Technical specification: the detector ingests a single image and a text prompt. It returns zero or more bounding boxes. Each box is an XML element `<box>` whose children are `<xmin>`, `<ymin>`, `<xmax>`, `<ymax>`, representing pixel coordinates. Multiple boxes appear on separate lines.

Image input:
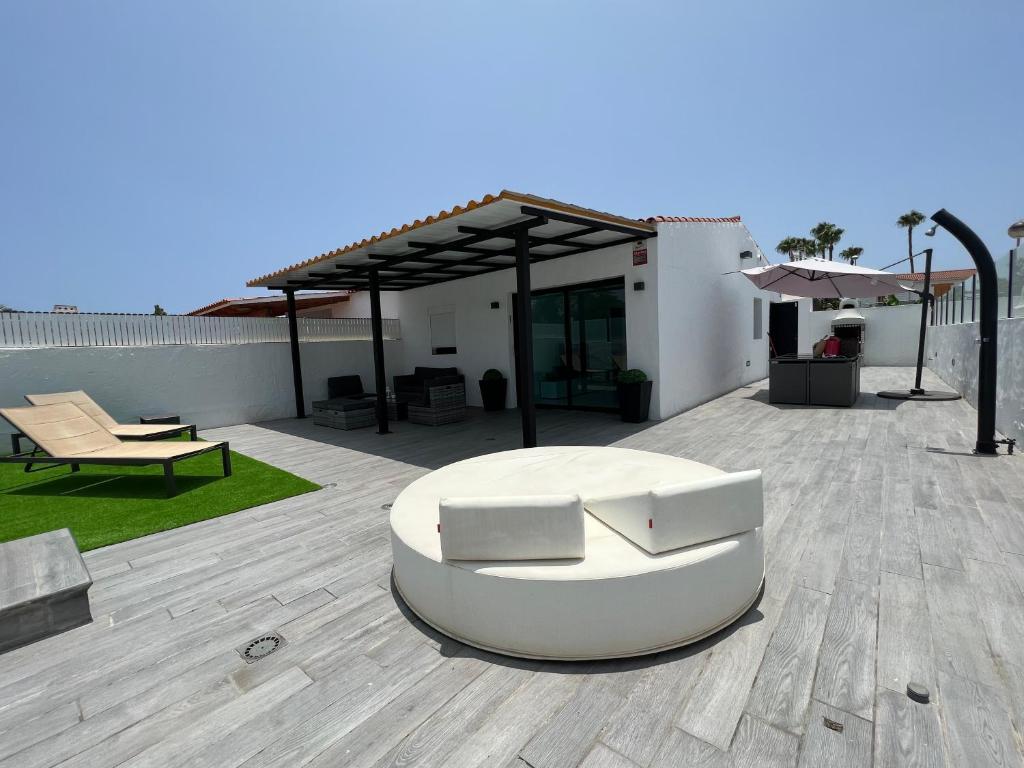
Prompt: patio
<box><xmin>2</xmin><ymin>366</ymin><xmax>1023</xmax><ymax>767</ymax></box>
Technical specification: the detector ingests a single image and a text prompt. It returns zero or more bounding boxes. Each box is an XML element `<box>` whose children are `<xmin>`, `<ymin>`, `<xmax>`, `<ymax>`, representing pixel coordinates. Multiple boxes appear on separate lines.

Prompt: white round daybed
<box><xmin>390</xmin><ymin>446</ymin><xmax>764</xmax><ymax>661</ymax></box>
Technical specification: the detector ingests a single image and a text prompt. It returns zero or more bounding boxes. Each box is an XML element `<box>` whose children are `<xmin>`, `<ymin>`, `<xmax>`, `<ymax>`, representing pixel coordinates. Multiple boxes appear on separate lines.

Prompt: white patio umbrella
<box><xmin>740</xmin><ymin>257</ymin><xmax>910</xmax><ymax>299</ymax></box>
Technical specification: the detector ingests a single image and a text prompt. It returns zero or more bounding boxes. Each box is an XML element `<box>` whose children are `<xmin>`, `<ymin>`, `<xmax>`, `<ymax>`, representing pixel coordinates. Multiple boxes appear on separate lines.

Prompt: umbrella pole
<box><xmin>877</xmin><ymin>246</ymin><xmax>960</xmax><ymax>403</ymax></box>
<box><xmin>910</xmin><ymin>248</ymin><xmax>933</xmax><ymax>394</ymax></box>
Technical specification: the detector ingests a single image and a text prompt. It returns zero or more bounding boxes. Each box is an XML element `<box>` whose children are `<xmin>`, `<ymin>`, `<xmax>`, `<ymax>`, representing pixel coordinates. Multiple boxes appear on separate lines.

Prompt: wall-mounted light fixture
<box><xmin>633</xmin><ymin>281</ymin><xmax>645</xmax><ymax>291</ymax></box>
<box><xmin>490</xmin><ymin>301</ymin><xmax>500</xmax><ymax>309</ymax></box>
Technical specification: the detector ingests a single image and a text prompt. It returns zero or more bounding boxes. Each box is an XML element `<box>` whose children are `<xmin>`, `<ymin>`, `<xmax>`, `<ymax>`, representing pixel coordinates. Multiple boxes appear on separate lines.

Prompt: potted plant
<box><xmin>478</xmin><ymin>368</ymin><xmax>507</xmax><ymax>411</ymax></box>
<box><xmin>617</xmin><ymin>369</ymin><xmax>653</xmax><ymax>423</ymax></box>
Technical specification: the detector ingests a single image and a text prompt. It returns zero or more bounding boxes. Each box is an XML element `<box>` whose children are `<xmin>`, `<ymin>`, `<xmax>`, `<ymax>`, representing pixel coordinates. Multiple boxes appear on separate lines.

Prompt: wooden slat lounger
<box><xmin>0</xmin><ymin>403</ymin><xmax>231</xmax><ymax>497</ymax></box>
<box><xmin>25</xmin><ymin>391</ymin><xmax>198</xmax><ymax>441</ymax></box>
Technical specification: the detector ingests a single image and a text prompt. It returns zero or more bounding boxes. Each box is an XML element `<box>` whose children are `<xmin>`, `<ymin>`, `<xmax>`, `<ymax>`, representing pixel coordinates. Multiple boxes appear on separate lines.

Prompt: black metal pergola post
<box><xmin>931</xmin><ymin>208</ymin><xmax>999</xmax><ymax>454</ymax></box>
<box><xmin>514</xmin><ymin>225</ymin><xmax>537</xmax><ymax>448</ymax></box>
<box><xmin>368</xmin><ymin>268</ymin><xmax>390</xmax><ymax>435</ymax></box>
<box><xmin>284</xmin><ymin>288</ymin><xmax>306</xmax><ymax>418</ymax></box>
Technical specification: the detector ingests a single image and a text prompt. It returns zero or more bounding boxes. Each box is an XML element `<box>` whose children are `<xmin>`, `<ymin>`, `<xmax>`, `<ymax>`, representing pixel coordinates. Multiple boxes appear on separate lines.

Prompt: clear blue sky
<box><xmin>2</xmin><ymin>1</ymin><xmax>1020</xmax><ymax>313</ymax></box>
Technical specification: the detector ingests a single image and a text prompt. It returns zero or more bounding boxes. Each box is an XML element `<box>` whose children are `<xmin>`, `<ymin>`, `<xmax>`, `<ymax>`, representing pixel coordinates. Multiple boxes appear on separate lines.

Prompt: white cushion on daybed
<box><xmin>439</xmin><ymin>493</ymin><xmax>584</xmax><ymax>561</ymax></box>
<box><xmin>584</xmin><ymin>469</ymin><xmax>763</xmax><ymax>554</ymax></box>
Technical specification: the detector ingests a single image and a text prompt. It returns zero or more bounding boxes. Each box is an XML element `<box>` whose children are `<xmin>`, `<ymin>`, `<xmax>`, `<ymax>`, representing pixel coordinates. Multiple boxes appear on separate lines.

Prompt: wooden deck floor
<box><xmin>2</xmin><ymin>367</ymin><xmax>1024</xmax><ymax>767</ymax></box>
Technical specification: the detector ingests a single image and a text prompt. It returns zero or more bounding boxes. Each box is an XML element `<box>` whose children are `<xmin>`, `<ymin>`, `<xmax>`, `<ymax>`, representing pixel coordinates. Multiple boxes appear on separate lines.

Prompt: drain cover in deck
<box><xmin>237</xmin><ymin>632</ymin><xmax>285</xmax><ymax>663</ymax></box>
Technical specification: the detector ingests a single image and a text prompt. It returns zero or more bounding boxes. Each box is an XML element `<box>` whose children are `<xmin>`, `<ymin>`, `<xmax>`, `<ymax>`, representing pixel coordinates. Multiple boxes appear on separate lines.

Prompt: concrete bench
<box><xmin>0</xmin><ymin>529</ymin><xmax>93</xmax><ymax>653</ymax></box>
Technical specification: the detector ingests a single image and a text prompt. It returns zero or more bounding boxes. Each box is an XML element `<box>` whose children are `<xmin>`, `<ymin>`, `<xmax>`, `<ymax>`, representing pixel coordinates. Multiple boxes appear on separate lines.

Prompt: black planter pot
<box><xmin>618</xmin><ymin>380</ymin><xmax>653</xmax><ymax>423</ymax></box>
<box><xmin>479</xmin><ymin>378</ymin><xmax>507</xmax><ymax>411</ymax></box>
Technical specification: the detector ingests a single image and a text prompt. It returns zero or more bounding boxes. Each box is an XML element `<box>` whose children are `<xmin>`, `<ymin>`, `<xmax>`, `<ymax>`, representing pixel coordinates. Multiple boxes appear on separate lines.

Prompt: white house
<box><xmin>250</xmin><ymin>190</ymin><xmax>773</xmax><ymax>424</ymax></box>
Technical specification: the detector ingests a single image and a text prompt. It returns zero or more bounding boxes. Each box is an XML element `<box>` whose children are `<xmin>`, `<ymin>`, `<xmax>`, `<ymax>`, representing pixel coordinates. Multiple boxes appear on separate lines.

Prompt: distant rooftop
<box><xmin>188</xmin><ymin>292</ymin><xmax>350</xmax><ymax>317</ymax></box>
<box><xmin>893</xmin><ymin>268</ymin><xmax>976</xmax><ymax>283</ymax></box>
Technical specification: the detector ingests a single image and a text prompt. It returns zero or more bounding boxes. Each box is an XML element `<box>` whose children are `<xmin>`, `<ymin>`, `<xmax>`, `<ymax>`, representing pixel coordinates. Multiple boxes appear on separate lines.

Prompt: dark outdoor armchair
<box><xmin>327</xmin><ymin>375</ymin><xmax>374</xmax><ymax>401</ymax></box>
<box><xmin>393</xmin><ymin>367</ymin><xmax>464</xmax><ymax>407</ymax></box>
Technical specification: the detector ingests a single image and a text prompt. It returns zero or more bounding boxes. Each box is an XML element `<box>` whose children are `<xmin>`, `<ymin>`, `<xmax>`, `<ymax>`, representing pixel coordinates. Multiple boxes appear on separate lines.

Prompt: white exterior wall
<box><xmin>796</xmin><ymin>303</ymin><xmax>921</xmax><ymax>365</ymax></box>
<box><xmin>655</xmin><ymin>222</ymin><xmax>772</xmax><ymax>418</ymax></box>
<box><xmin>333</xmin><ymin>223</ymin><xmax>773</xmax><ymax>421</ymax></box>
<box><xmin>0</xmin><ymin>340</ymin><xmax>400</xmax><ymax>436</ymax></box>
<box><xmin>332</xmin><ymin>243</ymin><xmax>660</xmax><ymax>414</ymax></box>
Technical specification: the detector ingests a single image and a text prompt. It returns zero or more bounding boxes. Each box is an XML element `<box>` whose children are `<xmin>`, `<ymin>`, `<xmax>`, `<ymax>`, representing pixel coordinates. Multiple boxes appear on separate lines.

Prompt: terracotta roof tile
<box><xmin>247</xmin><ymin>191</ymin><xmax>669</xmax><ymax>287</ymax></box>
<box><xmin>247</xmin><ymin>193</ymin><xmax>745</xmax><ymax>289</ymax></box>
<box><xmin>644</xmin><ymin>215</ymin><xmax>742</xmax><ymax>223</ymax></box>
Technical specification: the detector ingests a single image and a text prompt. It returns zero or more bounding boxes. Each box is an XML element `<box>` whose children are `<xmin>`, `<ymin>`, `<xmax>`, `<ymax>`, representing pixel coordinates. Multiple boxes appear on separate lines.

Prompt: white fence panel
<box><xmin>0</xmin><ymin>313</ymin><xmax>400</xmax><ymax>348</ymax></box>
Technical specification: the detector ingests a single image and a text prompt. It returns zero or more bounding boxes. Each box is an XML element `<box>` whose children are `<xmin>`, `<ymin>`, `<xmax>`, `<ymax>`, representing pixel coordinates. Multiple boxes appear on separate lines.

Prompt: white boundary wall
<box><xmin>926</xmin><ymin>316</ymin><xmax>1024</xmax><ymax>446</ymax></box>
<box><xmin>0</xmin><ymin>313</ymin><xmax>398</xmax><ymax>348</ymax></box>
<box><xmin>796</xmin><ymin>301</ymin><xmax>921</xmax><ymax>365</ymax></box>
<box><xmin>0</xmin><ymin>340</ymin><xmax>401</xmax><ymax>437</ymax></box>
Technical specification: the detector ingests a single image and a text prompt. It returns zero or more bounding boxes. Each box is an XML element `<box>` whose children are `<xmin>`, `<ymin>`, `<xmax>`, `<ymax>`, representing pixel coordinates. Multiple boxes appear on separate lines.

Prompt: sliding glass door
<box><xmin>515</xmin><ymin>278</ymin><xmax>626</xmax><ymax>412</ymax></box>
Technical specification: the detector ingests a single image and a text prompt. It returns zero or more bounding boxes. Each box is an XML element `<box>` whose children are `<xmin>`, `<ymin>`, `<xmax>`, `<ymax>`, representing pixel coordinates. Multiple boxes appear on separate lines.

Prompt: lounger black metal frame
<box><xmin>0</xmin><ymin>441</ymin><xmax>232</xmax><ymax>497</ymax></box>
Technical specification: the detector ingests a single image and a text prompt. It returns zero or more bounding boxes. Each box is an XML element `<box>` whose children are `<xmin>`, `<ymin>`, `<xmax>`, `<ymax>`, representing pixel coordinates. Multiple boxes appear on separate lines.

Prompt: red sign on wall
<box><xmin>632</xmin><ymin>242</ymin><xmax>648</xmax><ymax>266</ymax></box>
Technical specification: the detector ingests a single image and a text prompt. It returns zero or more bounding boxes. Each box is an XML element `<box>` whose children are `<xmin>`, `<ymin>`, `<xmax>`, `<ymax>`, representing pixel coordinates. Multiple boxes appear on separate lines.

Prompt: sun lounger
<box><xmin>0</xmin><ymin>403</ymin><xmax>230</xmax><ymax>497</ymax></box>
<box><xmin>24</xmin><ymin>391</ymin><xmax>198</xmax><ymax>441</ymax></box>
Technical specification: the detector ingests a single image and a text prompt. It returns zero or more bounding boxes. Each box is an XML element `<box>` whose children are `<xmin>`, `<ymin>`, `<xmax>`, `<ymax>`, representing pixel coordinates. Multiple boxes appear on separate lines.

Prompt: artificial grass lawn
<box><xmin>0</xmin><ymin>443</ymin><xmax>319</xmax><ymax>551</ymax></box>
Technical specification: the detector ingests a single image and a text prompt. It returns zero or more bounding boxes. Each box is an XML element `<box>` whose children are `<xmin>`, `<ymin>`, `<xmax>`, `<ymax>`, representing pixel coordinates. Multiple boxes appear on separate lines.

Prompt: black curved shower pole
<box><xmin>931</xmin><ymin>208</ymin><xmax>998</xmax><ymax>454</ymax></box>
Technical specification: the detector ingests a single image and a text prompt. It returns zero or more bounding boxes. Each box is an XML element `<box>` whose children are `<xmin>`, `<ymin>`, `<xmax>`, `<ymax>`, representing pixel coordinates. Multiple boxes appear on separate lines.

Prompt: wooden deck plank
<box><xmin>877</xmin><ymin>570</ymin><xmax>934</xmax><ymax>695</ymax></box>
<box><xmin>873</xmin><ymin>687</ymin><xmax>947</xmax><ymax>768</ymax></box>
<box><xmin>916</xmin><ymin>507</ymin><xmax>964</xmax><ymax>570</ymax></box>
<box><xmin>922</xmin><ymin>563</ymin><xmax>1002</xmax><ymax>689</ymax></box>
<box><xmin>731</xmin><ymin>714</ymin><xmax>799</xmax><ymax>768</ymax></box>
<box><xmin>518</xmin><ymin>677</ymin><xmax>629</xmax><ymax>768</ymax></box>
<box><xmin>436</xmin><ymin>670</ymin><xmax>581</xmax><ymax>768</ymax></box>
<box><xmin>937</xmin><ymin>671</ymin><xmax>1020</xmax><ymax>767</ymax></box>
<box><xmin>943</xmin><ymin>503</ymin><xmax>1004</xmax><ymax>565</ymax></box>
<box><xmin>746</xmin><ymin>587</ymin><xmax>830</xmax><ymax>733</ymax></box>
<box><xmin>372</xmin><ymin>663</ymin><xmax>534</xmax><ymax>768</ymax></box>
<box><xmin>649</xmin><ymin>727</ymin><xmax>730</xmax><ymax>768</ymax></box>
<box><xmin>676</xmin><ymin>596</ymin><xmax>782</xmax><ymax>750</ymax></box>
<box><xmin>600</xmin><ymin>650</ymin><xmax>704</xmax><ymax>767</ymax></box>
<box><xmin>812</xmin><ymin>578</ymin><xmax>878</xmax><ymax>721</ymax></box>
<box><xmin>578</xmin><ymin>744</ymin><xmax>644</xmax><ymax>768</ymax></box>
<box><xmin>797</xmin><ymin>700</ymin><xmax>873</xmax><ymax>768</ymax></box>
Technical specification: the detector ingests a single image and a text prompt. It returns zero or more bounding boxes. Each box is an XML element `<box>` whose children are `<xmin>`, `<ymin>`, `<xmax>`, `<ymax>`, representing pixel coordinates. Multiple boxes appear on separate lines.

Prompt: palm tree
<box><xmin>840</xmin><ymin>246</ymin><xmax>863</xmax><ymax>265</ymax></box>
<box><xmin>775</xmin><ymin>237</ymin><xmax>801</xmax><ymax>260</ymax></box>
<box><xmin>810</xmin><ymin>222</ymin><xmax>844</xmax><ymax>261</ymax></box>
<box><xmin>795</xmin><ymin>238</ymin><xmax>820</xmax><ymax>260</ymax></box>
<box><xmin>897</xmin><ymin>210</ymin><xmax>926</xmax><ymax>272</ymax></box>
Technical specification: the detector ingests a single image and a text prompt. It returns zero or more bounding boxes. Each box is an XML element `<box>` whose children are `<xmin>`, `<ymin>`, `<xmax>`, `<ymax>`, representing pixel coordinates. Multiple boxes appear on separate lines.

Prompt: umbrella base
<box><xmin>877</xmin><ymin>389</ymin><xmax>961</xmax><ymax>401</ymax></box>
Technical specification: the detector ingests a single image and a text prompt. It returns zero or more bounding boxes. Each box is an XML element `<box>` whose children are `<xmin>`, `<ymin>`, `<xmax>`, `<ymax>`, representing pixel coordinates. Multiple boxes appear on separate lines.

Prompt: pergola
<box><xmin>248</xmin><ymin>191</ymin><xmax>657</xmax><ymax>447</ymax></box>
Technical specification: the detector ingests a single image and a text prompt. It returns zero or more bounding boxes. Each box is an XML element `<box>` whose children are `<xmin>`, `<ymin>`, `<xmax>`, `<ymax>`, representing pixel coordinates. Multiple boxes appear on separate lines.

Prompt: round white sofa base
<box><xmin>390</xmin><ymin>447</ymin><xmax>765</xmax><ymax>661</ymax></box>
<box><xmin>394</xmin><ymin>570</ymin><xmax>765</xmax><ymax>661</ymax></box>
